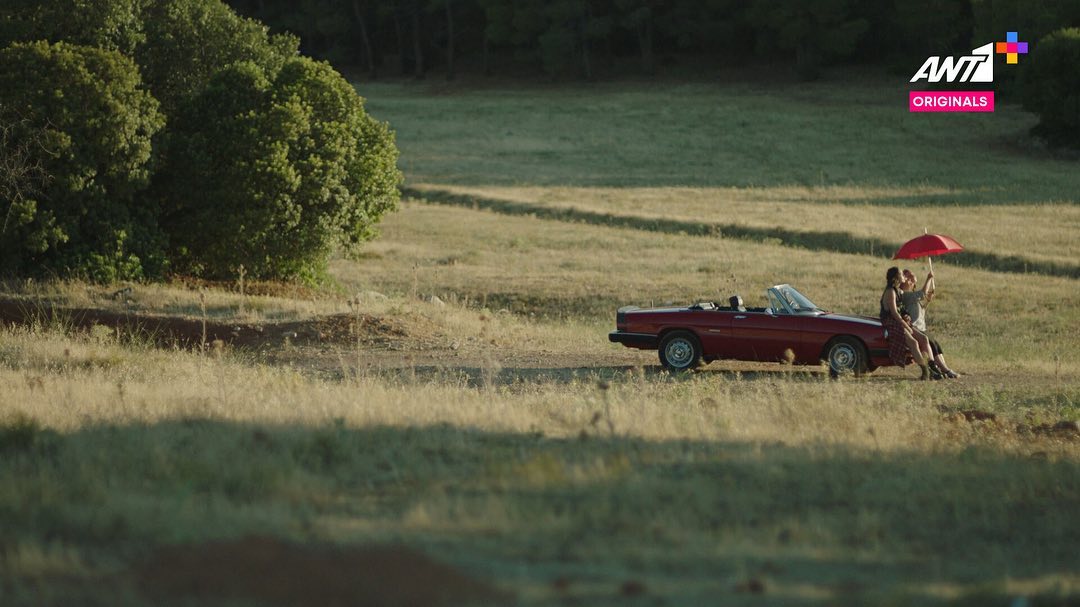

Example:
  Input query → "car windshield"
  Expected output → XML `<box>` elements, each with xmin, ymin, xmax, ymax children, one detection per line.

<box><xmin>770</xmin><ymin>284</ymin><xmax>821</xmax><ymax>314</ymax></box>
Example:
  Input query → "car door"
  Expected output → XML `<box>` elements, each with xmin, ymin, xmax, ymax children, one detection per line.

<box><xmin>691</xmin><ymin>310</ymin><xmax>734</xmax><ymax>359</ymax></box>
<box><xmin>730</xmin><ymin>310</ymin><xmax>802</xmax><ymax>362</ymax></box>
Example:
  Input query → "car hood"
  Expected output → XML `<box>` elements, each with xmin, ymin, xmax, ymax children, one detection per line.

<box><xmin>820</xmin><ymin>312</ymin><xmax>882</xmax><ymax>327</ymax></box>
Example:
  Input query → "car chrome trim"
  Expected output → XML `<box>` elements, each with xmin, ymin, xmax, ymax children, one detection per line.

<box><xmin>608</xmin><ymin>331</ymin><xmax>658</xmax><ymax>348</ymax></box>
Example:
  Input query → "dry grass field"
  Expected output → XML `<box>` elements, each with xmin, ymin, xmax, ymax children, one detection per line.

<box><xmin>1</xmin><ymin>76</ymin><xmax>1078</xmax><ymax>606</ymax></box>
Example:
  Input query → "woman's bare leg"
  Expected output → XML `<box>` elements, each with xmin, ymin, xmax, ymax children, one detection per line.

<box><xmin>904</xmin><ymin>333</ymin><xmax>927</xmax><ymax>374</ymax></box>
<box><xmin>912</xmin><ymin>329</ymin><xmax>934</xmax><ymax>361</ymax></box>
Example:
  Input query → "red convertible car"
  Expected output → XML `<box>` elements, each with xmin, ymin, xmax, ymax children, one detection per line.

<box><xmin>609</xmin><ymin>284</ymin><xmax>893</xmax><ymax>376</ymax></box>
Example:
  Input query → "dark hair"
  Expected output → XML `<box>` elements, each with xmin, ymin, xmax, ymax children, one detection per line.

<box><xmin>885</xmin><ymin>266</ymin><xmax>901</xmax><ymax>288</ymax></box>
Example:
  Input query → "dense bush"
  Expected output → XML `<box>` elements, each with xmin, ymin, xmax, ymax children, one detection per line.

<box><xmin>971</xmin><ymin>0</ymin><xmax>1080</xmax><ymax>56</ymax></box>
<box><xmin>158</xmin><ymin>57</ymin><xmax>401</xmax><ymax>281</ymax></box>
<box><xmin>0</xmin><ymin>0</ymin><xmax>147</xmax><ymax>55</ymax></box>
<box><xmin>0</xmin><ymin>41</ymin><xmax>164</xmax><ymax>281</ymax></box>
<box><xmin>0</xmin><ymin>0</ymin><xmax>400</xmax><ymax>284</ymax></box>
<box><xmin>969</xmin><ymin>0</ymin><xmax>1080</xmax><ymax>97</ymax></box>
<box><xmin>0</xmin><ymin>0</ymin><xmax>298</xmax><ymax>115</ymax></box>
<box><xmin>1023</xmin><ymin>28</ymin><xmax>1080</xmax><ymax>146</ymax></box>
<box><xmin>136</xmin><ymin>0</ymin><xmax>299</xmax><ymax>114</ymax></box>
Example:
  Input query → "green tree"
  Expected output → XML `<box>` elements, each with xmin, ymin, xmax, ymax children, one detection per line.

<box><xmin>659</xmin><ymin>0</ymin><xmax>743</xmax><ymax>55</ymax></box>
<box><xmin>971</xmin><ymin>0</ymin><xmax>1080</xmax><ymax>52</ymax></box>
<box><xmin>1023</xmin><ymin>27</ymin><xmax>1080</xmax><ymax>146</ymax></box>
<box><xmin>748</xmin><ymin>0</ymin><xmax>869</xmax><ymax>80</ymax></box>
<box><xmin>970</xmin><ymin>0</ymin><xmax>1080</xmax><ymax>97</ymax></box>
<box><xmin>159</xmin><ymin>58</ymin><xmax>401</xmax><ymax>281</ymax></box>
<box><xmin>885</xmin><ymin>0</ymin><xmax>972</xmax><ymax>58</ymax></box>
<box><xmin>0</xmin><ymin>41</ymin><xmax>164</xmax><ymax>280</ymax></box>
<box><xmin>136</xmin><ymin>0</ymin><xmax>299</xmax><ymax>115</ymax></box>
<box><xmin>1</xmin><ymin>0</ymin><xmax>300</xmax><ymax>117</ymax></box>
<box><xmin>0</xmin><ymin>117</ymin><xmax>54</xmax><ymax>236</ymax></box>
<box><xmin>0</xmin><ymin>0</ymin><xmax>147</xmax><ymax>55</ymax></box>
<box><xmin>615</xmin><ymin>0</ymin><xmax>658</xmax><ymax>74</ymax></box>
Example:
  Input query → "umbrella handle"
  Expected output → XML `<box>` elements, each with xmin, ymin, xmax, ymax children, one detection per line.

<box><xmin>924</xmin><ymin>227</ymin><xmax>932</xmax><ymax>274</ymax></box>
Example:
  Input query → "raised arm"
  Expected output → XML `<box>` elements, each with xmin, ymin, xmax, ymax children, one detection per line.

<box><xmin>924</xmin><ymin>270</ymin><xmax>936</xmax><ymax>301</ymax></box>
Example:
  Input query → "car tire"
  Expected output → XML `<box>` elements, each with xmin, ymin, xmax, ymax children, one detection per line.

<box><xmin>659</xmin><ymin>331</ymin><xmax>702</xmax><ymax>372</ymax></box>
<box><xmin>826</xmin><ymin>336</ymin><xmax>867</xmax><ymax>378</ymax></box>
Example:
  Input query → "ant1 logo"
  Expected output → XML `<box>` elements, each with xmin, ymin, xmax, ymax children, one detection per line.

<box><xmin>908</xmin><ymin>32</ymin><xmax>1028</xmax><ymax>113</ymax></box>
<box><xmin>910</xmin><ymin>43</ymin><xmax>994</xmax><ymax>83</ymax></box>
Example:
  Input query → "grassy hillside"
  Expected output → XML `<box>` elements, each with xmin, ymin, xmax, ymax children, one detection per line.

<box><xmin>362</xmin><ymin>77</ymin><xmax>1080</xmax><ymax>203</ymax></box>
<box><xmin>2</xmin><ymin>77</ymin><xmax>1078</xmax><ymax>606</ymax></box>
<box><xmin>334</xmin><ymin>203</ymin><xmax>1079</xmax><ymax>376</ymax></box>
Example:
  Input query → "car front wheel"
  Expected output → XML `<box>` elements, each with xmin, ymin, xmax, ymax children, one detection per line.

<box><xmin>659</xmin><ymin>331</ymin><xmax>702</xmax><ymax>372</ymax></box>
<box><xmin>826</xmin><ymin>336</ymin><xmax>867</xmax><ymax>378</ymax></box>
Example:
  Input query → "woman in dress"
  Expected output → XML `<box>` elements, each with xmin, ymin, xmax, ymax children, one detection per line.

<box><xmin>880</xmin><ymin>266</ymin><xmax>934</xmax><ymax>380</ymax></box>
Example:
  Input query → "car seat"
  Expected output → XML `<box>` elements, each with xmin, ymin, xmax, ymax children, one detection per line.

<box><xmin>729</xmin><ymin>295</ymin><xmax>746</xmax><ymax>312</ymax></box>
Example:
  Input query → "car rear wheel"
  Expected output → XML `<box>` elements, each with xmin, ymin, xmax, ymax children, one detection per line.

<box><xmin>826</xmin><ymin>336</ymin><xmax>867</xmax><ymax>378</ymax></box>
<box><xmin>659</xmin><ymin>331</ymin><xmax>702</xmax><ymax>372</ymax></box>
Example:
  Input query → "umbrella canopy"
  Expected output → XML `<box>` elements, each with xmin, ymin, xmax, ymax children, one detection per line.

<box><xmin>893</xmin><ymin>233</ymin><xmax>964</xmax><ymax>260</ymax></box>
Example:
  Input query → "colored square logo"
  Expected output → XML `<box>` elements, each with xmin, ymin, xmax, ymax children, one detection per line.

<box><xmin>995</xmin><ymin>32</ymin><xmax>1028</xmax><ymax>64</ymax></box>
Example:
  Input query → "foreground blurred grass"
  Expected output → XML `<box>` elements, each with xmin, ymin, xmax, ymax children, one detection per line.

<box><xmin>1</xmin><ymin>323</ymin><xmax>1078</xmax><ymax>605</ymax></box>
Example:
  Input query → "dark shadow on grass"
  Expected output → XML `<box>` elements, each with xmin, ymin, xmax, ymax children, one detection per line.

<box><xmin>0</xmin><ymin>298</ymin><xmax>399</xmax><ymax>351</ymax></box>
<box><xmin>854</xmin><ymin>192</ymin><xmax>1045</xmax><ymax>207</ymax></box>
<box><xmin>767</xmin><ymin>189</ymin><xmax>1078</xmax><ymax>208</ymax></box>
<box><xmin>2</xmin><ymin>418</ymin><xmax>1077</xmax><ymax>605</ymax></box>
<box><xmin>405</xmin><ymin>187</ymin><xmax>1080</xmax><ymax>280</ymax></box>
<box><xmin>364</xmin><ymin>364</ymin><xmax>831</xmax><ymax>388</ymax></box>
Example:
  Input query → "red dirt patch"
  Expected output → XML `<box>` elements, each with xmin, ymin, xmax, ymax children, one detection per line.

<box><xmin>1025</xmin><ymin>420</ymin><xmax>1080</xmax><ymax>440</ymax></box>
<box><xmin>959</xmin><ymin>409</ymin><xmax>998</xmax><ymax>423</ymax></box>
<box><xmin>0</xmin><ymin>298</ymin><xmax>424</xmax><ymax>350</ymax></box>
<box><xmin>165</xmin><ymin>276</ymin><xmax>330</xmax><ymax>300</ymax></box>
<box><xmin>135</xmin><ymin>536</ymin><xmax>512</xmax><ymax>607</ymax></box>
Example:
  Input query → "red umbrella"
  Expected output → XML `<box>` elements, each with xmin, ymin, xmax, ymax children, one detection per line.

<box><xmin>893</xmin><ymin>229</ymin><xmax>964</xmax><ymax>272</ymax></box>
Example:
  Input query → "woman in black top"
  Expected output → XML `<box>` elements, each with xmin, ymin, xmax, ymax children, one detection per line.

<box><xmin>880</xmin><ymin>267</ymin><xmax>933</xmax><ymax>380</ymax></box>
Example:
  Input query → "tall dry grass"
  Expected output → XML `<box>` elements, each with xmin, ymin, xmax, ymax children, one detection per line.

<box><xmin>406</xmin><ymin>183</ymin><xmax>1080</xmax><ymax>269</ymax></box>
<box><xmin>2</xmin><ymin>321</ymin><xmax>1077</xmax><ymax>606</ymax></box>
<box><xmin>0</xmin><ymin>279</ymin><xmax>342</xmax><ymax>323</ymax></box>
<box><xmin>334</xmin><ymin>203</ymin><xmax>1080</xmax><ymax>378</ymax></box>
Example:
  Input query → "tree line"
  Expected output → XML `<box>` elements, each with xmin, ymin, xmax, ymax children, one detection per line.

<box><xmin>1</xmin><ymin>0</ymin><xmax>1077</xmax><ymax>284</ymax></box>
<box><xmin>225</xmin><ymin>0</ymin><xmax>1080</xmax><ymax>82</ymax></box>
